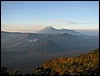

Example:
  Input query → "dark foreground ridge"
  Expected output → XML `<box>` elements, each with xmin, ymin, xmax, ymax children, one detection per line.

<box><xmin>1</xmin><ymin>48</ymin><xmax>99</xmax><ymax>75</ymax></box>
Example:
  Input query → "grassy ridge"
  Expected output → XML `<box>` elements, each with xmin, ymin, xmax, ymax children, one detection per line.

<box><xmin>42</xmin><ymin>48</ymin><xmax>99</xmax><ymax>75</ymax></box>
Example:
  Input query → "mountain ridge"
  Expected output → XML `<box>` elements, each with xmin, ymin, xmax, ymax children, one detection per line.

<box><xmin>42</xmin><ymin>48</ymin><xmax>99</xmax><ymax>75</ymax></box>
<box><xmin>37</xmin><ymin>26</ymin><xmax>84</xmax><ymax>36</ymax></box>
<box><xmin>1</xmin><ymin>30</ymin><xmax>99</xmax><ymax>53</ymax></box>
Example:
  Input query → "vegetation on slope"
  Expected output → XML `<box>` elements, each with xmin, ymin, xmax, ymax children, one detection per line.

<box><xmin>1</xmin><ymin>48</ymin><xmax>99</xmax><ymax>75</ymax></box>
<box><xmin>42</xmin><ymin>48</ymin><xmax>99</xmax><ymax>75</ymax></box>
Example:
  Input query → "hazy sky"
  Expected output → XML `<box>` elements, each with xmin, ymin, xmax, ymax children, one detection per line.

<box><xmin>1</xmin><ymin>1</ymin><xmax>99</xmax><ymax>33</ymax></box>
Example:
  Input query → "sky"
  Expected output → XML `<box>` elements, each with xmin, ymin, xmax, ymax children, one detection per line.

<box><xmin>1</xmin><ymin>1</ymin><xmax>99</xmax><ymax>35</ymax></box>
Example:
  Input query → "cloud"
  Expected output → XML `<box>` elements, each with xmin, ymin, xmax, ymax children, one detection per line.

<box><xmin>55</xmin><ymin>20</ymin><xmax>77</xmax><ymax>24</ymax></box>
<box><xmin>78</xmin><ymin>22</ymin><xmax>98</xmax><ymax>24</ymax></box>
<box><xmin>32</xmin><ymin>19</ymin><xmax>97</xmax><ymax>25</ymax></box>
<box><xmin>54</xmin><ymin>20</ymin><xmax>98</xmax><ymax>25</ymax></box>
<box><xmin>32</xmin><ymin>20</ymin><xmax>78</xmax><ymax>25</ymax></box>
<box><xmin>53</xmin><ymin>20</ymin><xmax>98</xmax><ymax>25</ymax></box>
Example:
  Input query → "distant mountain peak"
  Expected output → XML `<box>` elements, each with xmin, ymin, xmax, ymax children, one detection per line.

<box><xmin>43</xmin><ymin>26</ymin><xmax>56</xmax><ymax>30</ymax></box>
<box><xmin>37</xmin><ymin>26</ymin><xmax>57</xmax><ymax>34</ymax></box>
<box><xmin>45</xmin><ymin>26</ymin><xmax>55</xmax><ymax>29</ymax></box>
<box><xmin>61</xmin><ymin>28</ymin><xmax>72</xmax><ymax>31</ymax></box>
<box><xmin>37</xmin><ymin>26</ymin><xmax>83</xmax><ymax>35</ymax></box>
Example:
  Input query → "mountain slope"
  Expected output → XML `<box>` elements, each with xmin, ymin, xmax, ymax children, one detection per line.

<box><xmin>37</xmin><ymin>26</ymin><xmax>61</xmax><ymax>34</ymax></box>
<box><xmin>31</xmin><ymin>40</ymin><xmax>64</xmax><ymax>53</ymax></box>
<box><xmin>1</xmin><ymin>31</ymin><xmax>99</xmax><ymax>73</ymax></box>
<box><xmin>42</xmin><ymin>48</ymin><xmax>99</xmax><ymax>75</ymax></box>
<box><xmin>61</xmin><ymin>29</ymin><xmax>83</xmax><ymax>36</ymax></box>
<box><xmin>1</xmin><ymin>31</ymin><xmax>99</xmax><ymax>53</ymax></box>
